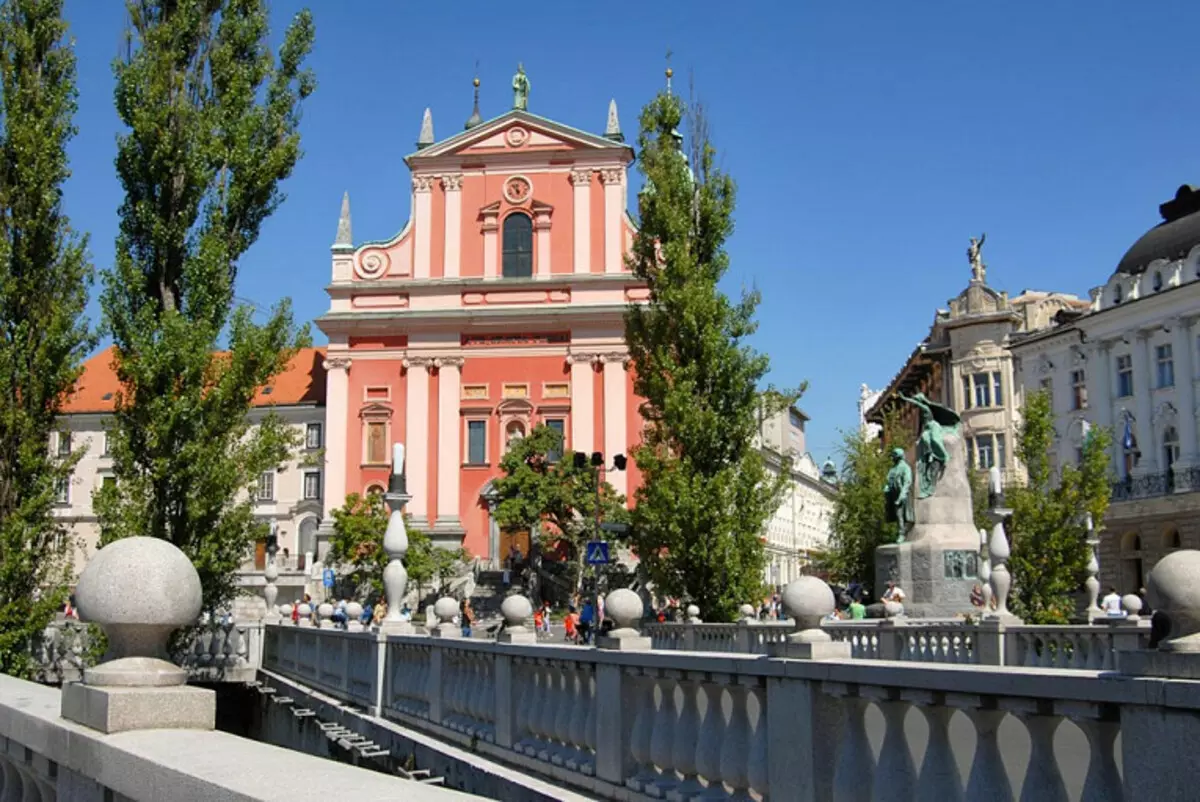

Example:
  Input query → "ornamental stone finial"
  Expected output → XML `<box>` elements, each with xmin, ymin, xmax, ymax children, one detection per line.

<box><xmin>417</xmin><ymin>107</ymin><xmax>434</xmax><ymax>150</ymax></box>
<box><xmin>604</xmin><ymin>98</ymin><xmax>623</xmax><ymax>142</ymax></box>
<box><xmin>769</xmin><ymin>576</ymin><xmax>851</xmax><ymax>660</ymax></box>
<box><xmin>497</xmin><ymin>594</ymin><xmax>536</xmax><ymax>644</ymax></box>
<box><xmin>597</xmin><ymin>588</ymin><xmax>650</xmax><ymax>651</ymax></box>
<box><xmin>333</xmin><ymin>191</ymin><xmax>352</xmax><ymax>250</ymax></box>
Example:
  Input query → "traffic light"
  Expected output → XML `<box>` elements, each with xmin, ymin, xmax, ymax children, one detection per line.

<box><xmin>613</xmin><ymin>453</ymin><xmax>627</xmax><ymax>471</ymax></box>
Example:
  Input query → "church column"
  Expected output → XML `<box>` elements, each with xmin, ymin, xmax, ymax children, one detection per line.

<box><xmin>322</xmin><ymin>356</ymin><xmax>351</xmax><ymax>518</ymax></box>
<box><xmin>569</xmin><ymin>353</ymin><xmax>596</xmax><ymax>455</ymax></box>
<box><xmin>442</xmin><ymin>174</ymin><xmax>462</xmax><ymax>279</ymax></box>
<box><xmin>404</xmin><ymin>357</ymin><xmax>432</xmax><ymax>525</ymax></box>
<box><xmin>601</xmin><ymin>169</ymin><xmax>624</xmax><ymax>274</ymax></box>
<box><xmin>1171</xmin><ymin>317</ymin><xmax>1197</xmax><ymax>466</ymax></box>
<box><xmin>482</xmin><ymin>209</ymin><xmax>499</xmax><ymax>279</ymax></box>
<box><xmin>435</xmin><ymin>357</ymin><xmax>464</xmax><ymax>528</ymax></box>
<box><xmin>534</xmin><ymin>206</ymin><xmax>552</xmax><ymax>278</ymax></box>
<box><xmin>1131</xmin><ymin>330</ymin><xmax>1158</xmax><ymax>475</ymax></box>
<box><xmin>1087</xmin><ymin>340</ymin><xmax>1115</xmax><ymax>473</ymax></box>
<box><xmin>413</xmin><ymin>176</ymin><xmax>433</xmax><ymax>279</ymax></box>
<box><xmin>602</xmin><ymin>353</ymin><xmax>629</xmax><ymax>497</ymax></box>
<box><xmin>571</xmin><ymin>170</ymin><xmax>592</xmax><ymax>274</ymax></box>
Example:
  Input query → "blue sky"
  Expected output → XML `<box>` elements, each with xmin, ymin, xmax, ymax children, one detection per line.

<box><xmin>60</xmin><ymin>2</ymin><xmax>1200</xmax><ymax>462</ymax></box>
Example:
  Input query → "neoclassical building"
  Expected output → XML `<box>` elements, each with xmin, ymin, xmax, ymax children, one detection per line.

<box><xmin>314</xmin><ymin>83</ymin><xmax>647</xmax><ymax>565</ymax></box>
<box><xmin>1010</xmin><ymin>184</ymin><xmax>1200</xmax><ymax>591</ymax></box>
<box><xmin>867</xmin><ymin>247</ymin><xmax>1088</xmax><ymax>485</ymax></box>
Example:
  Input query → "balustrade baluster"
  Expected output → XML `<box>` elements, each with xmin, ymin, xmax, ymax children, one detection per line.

<box><xmin>1004</xmin><ymin>700</ymin><xmax>1068</xmax><ymax>802</ymax></box>
<box><xmin>825</xmin><ymin>683</ymin><xmax>875</xmax><ymax>802</ymax></box>
<box><xmin>716</xmin><ymin>680</ymin><xmax>752</xmax><ymax>801</ymax></box>
<box><xmin>444</xmin><ymin>652</ymin><xmax>461</xmax><ymax>728</ymax></box>
<box><xmin>861</xmin><ymin>686</ymin><xmax>916</xmax><ymax>802</ymax></box>
<box><xmin>667</xmin><ymin>676</ymin><xmax>704</xmax><ymax>802</ymax></box>
<box><xmin>626</xmin><ymin>669</ymin><xmax>661</xmax><ymax>792</ymax></box>
<box><xmin>482</xmin><ymin>656</ymin><xmax>496</xmax><ymax>740</ymax></box>
<box><xmin>464</xmin><ymin>653</ymin><xmax>482</xmax><ymax>733</ymax></box>
<box><xmin>532</xmin><ymin>661</ymin><xmax>556</xmax><ymax>758</ymax></box>
<box><xmin>745</xmin><ymin>683</ymin><xmax>768</xmax><ymax>802</ymax></box>
<box><xmin>1086</xmin><ymin>634</ymin><xmax>1105</xmax><ymax>670</ymax></box>
<box><xmin>1021</xmin><ymin>633</ymin><xmax>1037</xmax><ymax>667</ymax></box>
<box><xmin>581</xmin><ymin>667</ymin><xmax>598</xmax><ymax>775</ymax></box>
<box><xmin>953</xmin><ymin>697</ymin><xmax>1012</xmax><ymax>802</ymax></box>
<box><xmin>1059</xmin><ymin>702</ymin><xmax>1122</xmax><ymax>802</ymax></box>
<box><xmin>537</xmin><ymin>662</ymin><xmax>564</xmax><ymax>761</ymax></box>
<box><xmin>513</xmin><ymin>659</ymin><xmax>535</xmax><ymax>753</ymax></box>
<box><xmin>565</xmin><ymin>665</ymin><xmax>590</xmax><ymax>772</ymax></box>
<box><xmin>905</xmin><ymin>691</ymin><xmax>963</xmax><ymax>802</ymax></box>
<box><xmin>1100</xmin><ymin>633</ymin><xmax>1115</xmax><ymax>671</ymax></box>
<box><xmin>646</xmin><ymin>671</ymin><xmax>681</xmax><ymax>798</ymax></box>
<box><xmin>549</xmin><ymin>662</ymin><xmax>573</xmax><ymax>765</ymax></box>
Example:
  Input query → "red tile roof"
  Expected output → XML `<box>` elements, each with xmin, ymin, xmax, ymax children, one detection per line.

<box><xmin>63</xmin><ymin>346</ymin><xmax>327</xmax><ymax>414</ymax></box>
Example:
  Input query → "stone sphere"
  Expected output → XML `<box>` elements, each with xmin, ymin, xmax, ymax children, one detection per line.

<box><xmin>345</xmin><ymin>602</ymin><xmax>363</xmax><ymax>620</ymax></box>
<box><xmin>1148</xmin><ymin>550</ymin><xmax>1200</xmax><ymax>640</ymax></box>
<box><xmin>297</xmin><ymin>604</ymin><xmax>312</xmax><ymax>619</ymax></box>
<box><xmin>317</xmin><ymin>603</ymin><xmax>334</xmax><ymax>620</ymax></box>
<box><xmin>1121</xmin><ymin>594</ymin><xmax>1143</xmax><ymax>617</ymax></box>
<box><xmin>686</xmin><ymin>604</ymin><xmax>700</xmax><ymax>619</ymax></box>
<box><xmin>434</xmin><ymin>597</ymin><xmax>459</xmax><ymax>623</ymax></box>
<box><xmin>76</xmin><ymin>536</ymin><xmax>202</xmax><ymax>627</ymax></box>
<box><xmin>781</xmin><ymin>576</ymin><xmax>836</xmax><ymax>629</ymax></box>
<box><xmin>501</xmin><ymin>594</ymin><xmax>533</xmax><ymax>626</ymax></box>
<box><xmin>605</xmin><ymin>589</ymin><xmax>643</xmax><ymax>629</ymax></box>
<box><xmin>739</xmin><ymin>603</ymin><xmax>756</xmax><ymax>619</ymax></box>
<box><xmin>278</xmin><ymin>604</ymin><xmax>292</xmax><ymax>617</ymax></box>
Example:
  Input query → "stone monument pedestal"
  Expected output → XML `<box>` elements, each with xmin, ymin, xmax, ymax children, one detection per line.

<box><xmin>62</xmin><ymin>683</ymin><xmax>215</xmax><ymax>734</ymax></box>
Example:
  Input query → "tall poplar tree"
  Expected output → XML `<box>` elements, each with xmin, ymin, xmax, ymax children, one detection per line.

<box><xmin>625</xmin><ymin>88</ymin><xmax>802</xmax><ymax>621</ymax></box>
<box><xmin>0</xmin><ymin>0</ymin><xmax>92</xmax><ymax>676</ymax></box>
<box><xmin>96</xmin><ymin>0</ymin><xmax>315</xmax><ymax>612</ymax></box>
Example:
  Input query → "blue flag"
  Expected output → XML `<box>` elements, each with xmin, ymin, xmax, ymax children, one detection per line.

<box><xmin>1122</xmin><ymin>416</ymin><xmax>1134</xmax><ymax>450</ymax></box>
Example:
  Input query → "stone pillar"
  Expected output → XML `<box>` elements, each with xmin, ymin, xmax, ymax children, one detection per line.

<box><xmin>569</xmin><ymin>353</ymin><xmax>595</xmax><ymax>455</ymax></box>
<box><xmin>1171</xmin><ymin>317</ymin><xmax>1197</xmax><ymax>467</ymax></box>
<box><xmin>482</xmin><ymin>209</ymin><xmax>499</xmax><ymax>279</ymax></box>
<box><xmin>404</xmin><ymin>357</ymin><xmax>431</xmax><ymax>525</ymax></box>
<box><xmin>434</xmin><ymin>357</ymin><xmax>463</xmax><ymax>531</ymax></box>
<box><xmin>322</xmin><ymin>356</ymin><xmax>351</xmax><ymax>518</ymax></box>
<box><xmin>602</xmin><ymin>354</ymin><xmax>628</xmax><ymax>498</ymax></box>
<box><xmin>1087</xmin><ymin>340</ymin><xmax>1116</xmax><ymax>473</ymax></box>
<box><xmin>534</xmin><ymin>205</ymin><xmax>552</xmax><ymax>278</ymax></box>
<box><xmin>571</xmin><ymin>170</ymin><xmax>592</xmax><ymax>274</ymax></box>
<box><xmin>441</xmin><ymin>174</ymin><xmax>462</xmax><ymax>279</ymax></box>
<box><xmin>413</xmin><ymin>176</ymin><xmax>433</xmax><ymax>280</ymax></box>
<box><xmin>601</xmin><ymin>168</ymin><xmax>623</xmax><ymax>274</ymax></box>
<box><xmin>1132</xmin><ymin>330</ymin><xmax>1158</xmax><ymax>474</ymax></box>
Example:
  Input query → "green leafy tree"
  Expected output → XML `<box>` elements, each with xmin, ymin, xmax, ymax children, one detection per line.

<box><xmin>823</xmin><ymin>409</ymin><xmax>903</xmax><ymax>589</ymax></box>
<box><xmin>0</xmin><ymin>0</ymin><xmax>92</xmax><ymax>676</ymax></box>
<box><xmin>624</xmin><ymin>89</ymin><xmax>803</xmax><ymax>621</ymax></box>
<box><xmin>328</xmin><ymin>492</ymin><xmax>465</xmax><ymax>602</ymax></box>
<box><xmin>1008</xmin><ymin>390</ymin><xmax>1113</xmax><ymax>623</ymax></box>
<box><xmin>491</xmin><ymin>425</ymin><xmax>627</xmax><ymax>596</ymax></box>
<box><xmin>95</xmin><ymin>1</ymin><xmax>316</xmax><ymax>612</ymax></box>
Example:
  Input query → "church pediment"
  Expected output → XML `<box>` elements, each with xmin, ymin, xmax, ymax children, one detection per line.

<box><xmin>408</xmin><ymin>110</ymin><xmax>631</xmax><ymax>163</ymax></box>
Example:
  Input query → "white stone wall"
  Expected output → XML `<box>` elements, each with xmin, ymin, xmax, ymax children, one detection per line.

<box><xmin>760</xmin><ymin>451</ymin><xmax>836</xmax><ymax>587</ymax></box>
<box><xmin>53</xmin><ymin>404</ymin><xmax>326</xmax><ymax>579</ymax></box>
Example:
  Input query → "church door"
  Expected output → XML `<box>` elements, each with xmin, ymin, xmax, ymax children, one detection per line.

<box><xmin>500</xmin><ymin>528</ymin><xmax>531</xmax><ymax>565</ymax></box>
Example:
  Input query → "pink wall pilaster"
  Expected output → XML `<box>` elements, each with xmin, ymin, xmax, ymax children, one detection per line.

<box><xmin>435</xmin><ymin>356</ymin><xmax>463</xmax><ymax>526</ymax></box>
<box><xmin>442</xmin><ymin>174</ymin><xmax>462</xmax><ymax>279</ymax></box>
<box><xmin>404</xmin><ymin>357</ymin><xmax>432</xmax><ymax>524</ymax></box>
<box><xmin>601</xmin><ymin>169</ymin><xmax>624</xmax><ymax>274</ymax></box>
<box><xmin>482</xmin><ymin>208</ymin><xmax>499</xmax><ymax>279</ymax></box>
<box><xmin>413</xmin><ymin>176</ymin><xmax>433</xmax><ymax>279</ymax></box>
<box><xmin>324</xmin><ymin>355</ymin><xmax>351</xmax><ymax>517</ymax></box>
<box><xmin>569</xmin><ymin>352</ymin><xmax>595</xmax><ymax>455</ymax></box>
<box><xmin>534</xmin><ymin>206</ymin><xmax>552</xmax><ymax>278</ymax></box>
<box><xmin>602</xmin><ymin>354</ymin><xmax>629</xmax><ymax>497</ymax></box>
<box><xmin>571</xmin><ymin>170</ymin><xmax>592</xmax><ymax>274</ymax></box>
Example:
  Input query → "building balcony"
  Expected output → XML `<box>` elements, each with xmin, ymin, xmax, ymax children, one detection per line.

<box><xmin>1110</xmin><ymin>466</ymin><xmax>1200</xmax><ymax>502</ymax></box>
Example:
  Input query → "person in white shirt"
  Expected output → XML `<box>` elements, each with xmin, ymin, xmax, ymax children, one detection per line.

<box><xmin>882</xmin><ymin>581</ymin><xmax>906</xmax><ymax>616</ymax></box>
<box><xmin>1101</xmin><ymin>587</ymin><xmax>1124</xmax><ymax>616</ymax></box>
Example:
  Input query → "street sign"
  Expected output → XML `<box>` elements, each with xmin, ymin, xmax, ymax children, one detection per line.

<box><xmin>600</xmin><ymin>522</ymin><xmax>630</xmax><ymax>535</ymax></box>
<box><xmin>322</xmin><ymin>568</ymin><xmax>335</xmax><ymax>588</ymax></box>
<box><xmin>585</xmin><ymin>541</ymin><xmax>610</xmax><ymax>565</ymax></box>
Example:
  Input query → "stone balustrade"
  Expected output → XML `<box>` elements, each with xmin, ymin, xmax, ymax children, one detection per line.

<box><xmin>644</xmin><ymin>618</ymin><xmax>1150</xmax><ymax>667</ymax></box>
<box><xmin>0</xmin><ymin>672</ymin><xmax>480</xmax><ymax>801</ymax></box>
<box><xmin>32</xmin><ymin>619</ymin><xmax>264</xmax><ymax>684</ymax></box>
<box><xmin>263</xmin><ymin>613</ymin><xmax>1190</xmax><ymax>801</ymax></box>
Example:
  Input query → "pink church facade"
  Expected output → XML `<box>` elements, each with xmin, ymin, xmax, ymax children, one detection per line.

<box><xmin>316</xmin><ymin>103</ymin><xmax>647</xmax><ymax>563</ymax></box>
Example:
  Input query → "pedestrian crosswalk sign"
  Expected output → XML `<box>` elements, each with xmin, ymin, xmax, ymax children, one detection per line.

<box><xmin>586</xmin><ymin>541</ymin><xmax>610</xmax><ymax>565</ymax></box>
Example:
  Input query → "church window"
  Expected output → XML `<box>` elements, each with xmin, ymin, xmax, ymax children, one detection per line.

<box><xmin>546</xmin><ymin>419</ymin><xmax>566</xmax><ymax>463</ymax></box>
<box><xmin>467</xmin><ymin>420</ymin><xmax>488</xmax><ymax>465</ymax></box>
<box><xmin>1116</xmin><ymin>355</ymin><xmax>1133</xmax><ymax>397</ymax></box>
<box><xmin>501</xmin><ymin>213</ymin><xmax>533</xmax><ymax>278</ymax></box>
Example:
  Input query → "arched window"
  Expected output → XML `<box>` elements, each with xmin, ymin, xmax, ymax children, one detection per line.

<box><xmin>365</xmin><ymin>483</ymin><xmax>385</xmax><ymax>497</ymax></box>
<box><xmin>1164</xmin><ymin>528</ymin><xmax>1181</xmax><ymax>549</ymax></box>
<box><xmin>1164</xmin><ymin>426</ymin><xmax>1180</xmax><ymax>471</ymax></box>
<box><xmin>1113</xmin><ymin>283</ymin><xmax>1123</xmax><ymax>304</ymax></box>
<box><xmin>1122</xmin><ymin>532</ymin><xmax>1142</xmax><ymax>553</ymax></box>
<box><xmin>1153</xmin><ymin>271</ymin><xmax>1163</xmax><ymax>292</ymax></box>
<box><xmin>501</xmin><ymin>213</ymin><xmax>533</xmax><ymax>278</ymax></box>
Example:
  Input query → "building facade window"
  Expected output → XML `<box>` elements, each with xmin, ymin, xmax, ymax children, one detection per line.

<box><xmin>1071</xmin><ymin>369</ymin><xmax>1088</xmax><ymax>410</ymax></box>
<box><xmin>976</xmin><ymin>436</ymin><xmax>995</xmax><ymax>469</ymax></box>
<box><xmin>1114</xmin><ymin>284</ymin><xmax>1123</xmax><ymax>304</ymax></box>
<box><xmin>501</xmin><ymin>213</ymin><xmax>533</xmax><ymax>278</ymax></box>
<box><xmin>57</xmin><ymin>431</ymin><xmax>70</xmax><ymax>457</ymax></box>
<box><xmin>1153</xmin><ymin>271</ymin><xmax>1163</xmax><ymax>292</ymax></box>
<box><xmin>992</xmin><ymin>371</ymin><xmax>1003</xmax><ymax>406</ymax></box>
<box><xmin>54</xmin><ymin>475</ymin><xmax>69</xmax><ymax>505</ymax></box>
<box><xmin>1040</xmin><ymin>377</ymin><xmax>1053</xmax><ymax>408</ymax></box>
<box><xmin>257</xmin><ymin>471</ymin><xmax>274</xmax><ymax>502</ymax></box>
<box><xmin>546</xmin><ymin>418</ymin><xmax>565</xmax><ymax>463</ymax></box>
<box><xmin>961</xmin><ymin>375</ymin><xmax>972</xmax><ymax>410</ymax></box>
<box><xmin>467</xmin><ymin>420</ymin><xmax>488</xmax><ymax>465</ymax></box>
<box><xmin>969</xmin><ymin>433</ymin><xmax>1006</xmax><ymax>470</ymax></box>
<box><xmin>972</xmin><ymin>373</ymin><xmax>991</xmax><ymax>408</ymax></box>
<box><xmin>1164</xmin><ymin>426</ymin><xmax>1180</xmax><ymax>471</ymax></box>
<box><xmin>365</xmin><ymin>421</ymin><xmax>387</xmax><ymax>465</ymax></box>
<box><xmin>1116</xmin><ymin>355</ymin><xmax>1133</xmax><ymax>397</ymax></box>
<box><xmin>1156</xmin><ymin>344</ymin><xmax>1174</xmax><ymax>388</ymax></box>
<box><xmin>305</xmin><ymin>423</ymin><xmax>322</xmax><ymax>450</ymax></box>
<box><xmin>303</xmin><ymin>471</ymin><xmax>321</xmax><ymax>501</ymax></box>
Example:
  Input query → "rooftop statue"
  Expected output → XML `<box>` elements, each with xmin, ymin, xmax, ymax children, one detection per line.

<box><xmin>512</xmin><ymin>63</ymin><xmax>530</xmax><ymax>111</ymax></box>
<box><xmin>899</xmin><ymin>391</ymin><xmax>961</xmax><ymax>498</ymax></box>
<box><xmin>883</xmin><ymin>447</ymin><xmax>914</xmax><ymax>543</ymax></box>
<box><xmin>968</xmin><ymin>232</ymin><xmax>987</xmax><ymax>283</ymax></box>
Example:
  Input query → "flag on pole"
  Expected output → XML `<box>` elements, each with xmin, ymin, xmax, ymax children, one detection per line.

<box><xmin>1122</xmin><ymin>414</ymin><xmax>1134</xmax><ymax>450</ymax></box>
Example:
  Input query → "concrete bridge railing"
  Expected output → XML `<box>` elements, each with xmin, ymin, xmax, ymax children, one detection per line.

<box><xmin>262</xmin><ymin>592</ymin><xmax>1192</xmax><ymax>801</ymax></box>
<box><xmin>643</xmin><ymin>618</ymin><xmax>1151</xmax><ymax>668</ymax></box>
